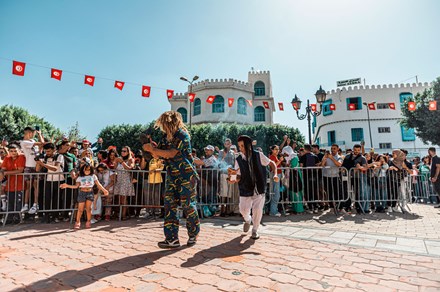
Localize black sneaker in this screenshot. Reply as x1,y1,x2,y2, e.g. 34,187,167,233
187,236,197,247
158,239,180,249
243,221,251,233
251,231,260,240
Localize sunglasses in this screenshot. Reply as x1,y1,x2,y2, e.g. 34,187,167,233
121,150,128,153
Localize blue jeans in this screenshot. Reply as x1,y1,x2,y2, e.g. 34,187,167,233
375,177,388,208
359,174,371,212
269,173,281,215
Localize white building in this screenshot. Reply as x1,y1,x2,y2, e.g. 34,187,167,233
314,82,434,156
169,71,275,125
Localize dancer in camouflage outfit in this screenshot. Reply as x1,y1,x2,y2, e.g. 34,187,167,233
142,111,200,248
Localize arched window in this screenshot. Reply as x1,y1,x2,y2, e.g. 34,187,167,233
254,81,265,96
193,98,201,116
237,97,247,115
254,106,265,122
177,107,187,123
212,95,225,113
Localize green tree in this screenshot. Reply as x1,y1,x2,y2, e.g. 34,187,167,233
98,122,304,155
66,121,86,142
0,104,62,142
400,77,440,146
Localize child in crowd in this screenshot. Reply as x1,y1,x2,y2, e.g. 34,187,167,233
60,164,108,229
94,163,115,222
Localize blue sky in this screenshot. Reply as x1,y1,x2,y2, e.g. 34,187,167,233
1,0,439,141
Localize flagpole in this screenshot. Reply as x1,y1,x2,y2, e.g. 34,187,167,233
363,102,374,149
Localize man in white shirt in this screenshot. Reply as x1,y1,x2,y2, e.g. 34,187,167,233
36,143,64,223
20,126,44,214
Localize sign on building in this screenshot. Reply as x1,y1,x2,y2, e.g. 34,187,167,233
337,78,361,87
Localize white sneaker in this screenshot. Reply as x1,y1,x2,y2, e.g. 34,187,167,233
90,218,98,224
392,207,400,213
28,205,38,214
387,207,392,213
21,204,29,213
269,212,281,217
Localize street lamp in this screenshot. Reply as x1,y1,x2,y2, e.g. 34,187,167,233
362,102,375,149
291,86,327,145
180,75,199,129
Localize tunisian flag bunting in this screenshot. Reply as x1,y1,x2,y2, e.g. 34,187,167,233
142,86,151,97
228,98,234,107
329,104,336,111
189,93,196,102
278,102,284,111
263,101,270,109
388,103,396,110
51,68,62,80
311,104,317,112
408,101,416,111
84,75,95,86
246,99,253,107
12,61,26,76
429,101,437,111
368,103,376,110
348,103,356,111
114,81,125,90
206,95,215,104
166,90,174,99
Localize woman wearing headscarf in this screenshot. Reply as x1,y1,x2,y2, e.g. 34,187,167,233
281,146,304,214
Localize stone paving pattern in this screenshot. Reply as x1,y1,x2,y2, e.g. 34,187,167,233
0,204,439,291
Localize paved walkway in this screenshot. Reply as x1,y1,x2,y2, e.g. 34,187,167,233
0,204,439,291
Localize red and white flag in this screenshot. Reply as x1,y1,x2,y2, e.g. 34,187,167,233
84,75,95,86
206,95,215,104
115,81,125,91
142,86,151,97
228,98,234,107
166,90,174,99
429,101,437,111
408,101,416,111
368,103,376,110
263,101,270,109
278,102,284,111
189,93,196,102
311,104,317,112
388,103,396,110
348,103,356,111
12,61,26,76
51,68,62,80
329,104,336,111
246,99,253,107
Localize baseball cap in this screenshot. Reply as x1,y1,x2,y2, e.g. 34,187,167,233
204,145,215,151
82,139,90,144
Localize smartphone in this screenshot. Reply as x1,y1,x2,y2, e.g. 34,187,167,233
35,125,40,131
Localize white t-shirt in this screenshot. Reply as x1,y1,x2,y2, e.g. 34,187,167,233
20,139,39,168
234,152,271,175
77,174,98,189
45,154,65,182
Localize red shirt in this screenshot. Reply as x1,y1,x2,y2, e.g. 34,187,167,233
269,154,282,174
2,155,26,192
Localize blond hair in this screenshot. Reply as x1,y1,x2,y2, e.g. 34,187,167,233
154,110,189,141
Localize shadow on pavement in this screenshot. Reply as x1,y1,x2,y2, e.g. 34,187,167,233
11,246,189,291
181,234,258,268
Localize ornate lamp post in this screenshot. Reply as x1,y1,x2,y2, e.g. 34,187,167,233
362,101,376,149
291,85,327,145
180,75,199,129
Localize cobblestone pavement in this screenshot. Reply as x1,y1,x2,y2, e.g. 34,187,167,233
0,204,439,291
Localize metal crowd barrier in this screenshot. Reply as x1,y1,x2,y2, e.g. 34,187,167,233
1,166,438,226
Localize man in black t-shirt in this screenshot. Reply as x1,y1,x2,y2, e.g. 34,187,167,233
299,144,320,213
428,147,440,208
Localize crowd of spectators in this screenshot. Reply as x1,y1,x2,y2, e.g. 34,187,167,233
1,127,439,226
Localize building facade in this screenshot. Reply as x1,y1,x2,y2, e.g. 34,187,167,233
314,82,434,155
169,71,275,125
